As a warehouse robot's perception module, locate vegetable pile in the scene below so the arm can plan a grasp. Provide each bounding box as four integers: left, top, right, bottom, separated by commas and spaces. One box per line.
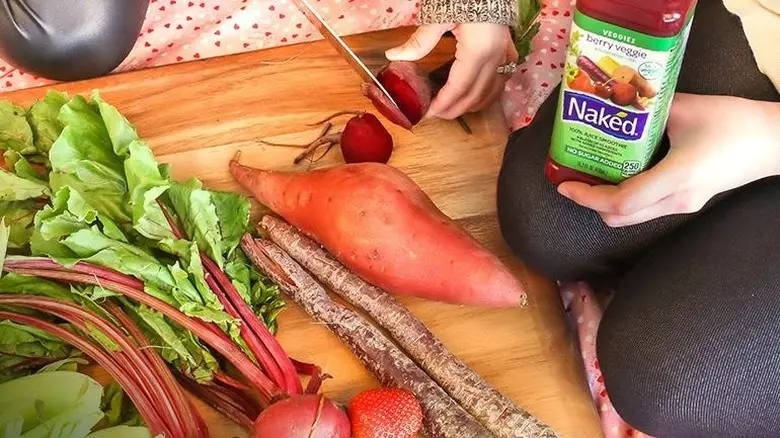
231, 157, 556, 436
0, 15, 554, 432
0, 91, 354, 437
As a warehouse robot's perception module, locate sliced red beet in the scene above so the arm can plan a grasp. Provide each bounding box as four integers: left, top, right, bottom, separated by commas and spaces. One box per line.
340, 113, 393, 164
362, 61, 432, 130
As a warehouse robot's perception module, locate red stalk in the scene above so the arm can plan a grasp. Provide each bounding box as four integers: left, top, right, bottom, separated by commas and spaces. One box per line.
291, 358, 332, 394
176, 372, 260, 430
214, 371, 252, 391
4, 257, 144, 289
0, 311, 171, 436
3, 266, 284, 403
158, 200, 302, 395
0, 296, 190, 435
202, 254, 303, 394
202, 268, 289, 392
103, 302, 207, 437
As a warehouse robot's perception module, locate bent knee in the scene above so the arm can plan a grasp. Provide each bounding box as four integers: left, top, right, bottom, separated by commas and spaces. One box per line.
496, 137, 627, 280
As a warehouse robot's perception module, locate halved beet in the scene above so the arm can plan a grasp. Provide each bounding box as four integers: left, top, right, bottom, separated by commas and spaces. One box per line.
362, 61, 433, 130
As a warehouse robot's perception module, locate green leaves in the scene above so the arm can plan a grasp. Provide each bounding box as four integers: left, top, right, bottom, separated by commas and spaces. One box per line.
0, 321, 71, 359
211, 190, 251, 257
48, 95, 129, 225
0, 371, 104, 438
27, 90, 68, 154
0, 90, 284, 386
0, 370, 152, 438
0, 170, 48, 202
514, 0, 543, 61
124, 141, 173, 241
0, 201, 37, 249
167, 179, 224, 267
0, 101, 35, 155
93, 382, 144, 431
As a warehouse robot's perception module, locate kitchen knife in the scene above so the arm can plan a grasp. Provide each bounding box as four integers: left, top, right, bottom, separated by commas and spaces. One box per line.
289, 0, 399, 109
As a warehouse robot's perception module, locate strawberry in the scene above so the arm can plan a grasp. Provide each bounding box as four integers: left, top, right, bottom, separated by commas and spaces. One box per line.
348, 388, 423, 438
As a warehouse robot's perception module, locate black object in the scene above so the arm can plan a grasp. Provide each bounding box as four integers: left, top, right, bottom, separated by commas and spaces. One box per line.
0, 0, 149, 81
497, 0, 780, 436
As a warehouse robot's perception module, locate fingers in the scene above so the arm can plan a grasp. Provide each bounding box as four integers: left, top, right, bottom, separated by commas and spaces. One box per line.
599, 190, 705, 227
428, 38, 517, 118
473, 77, 507, 112
472, 43, 519, 112
557, 155, 686, 216
426, 56, 484, 119
435, 59, 503, 118
385, 24, 453, 61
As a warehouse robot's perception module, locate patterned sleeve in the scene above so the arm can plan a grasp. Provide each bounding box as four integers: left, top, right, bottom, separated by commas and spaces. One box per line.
418, 0, 518, 27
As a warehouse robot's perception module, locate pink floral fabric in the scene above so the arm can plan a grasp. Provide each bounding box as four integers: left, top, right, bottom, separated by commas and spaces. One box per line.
0, 0, 573, 131
0, 1, 641, 437
561, 282, 654, 438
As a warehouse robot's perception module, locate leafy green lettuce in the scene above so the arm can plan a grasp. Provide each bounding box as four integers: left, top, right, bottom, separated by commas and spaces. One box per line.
0, 90, 285, 382
0, 201, 37, 249
0, 370, 151, 438
0, 170, 48, 202
0, 101, 35, 155
27, 90, 68, 154
0, 371, 104, 437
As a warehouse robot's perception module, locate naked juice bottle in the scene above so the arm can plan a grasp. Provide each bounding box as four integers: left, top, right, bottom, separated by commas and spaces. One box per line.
546, 0, 698, 185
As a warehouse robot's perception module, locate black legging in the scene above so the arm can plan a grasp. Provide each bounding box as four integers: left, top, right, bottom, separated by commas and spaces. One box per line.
497, 1, 780, 437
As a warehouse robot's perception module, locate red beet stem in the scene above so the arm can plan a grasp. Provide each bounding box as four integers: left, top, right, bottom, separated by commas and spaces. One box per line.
0, 311, 172, 436
202, 267, 290, 392
4, 257, 144, 289
3, 266, 283, 402
214, 370, 253, 392
201, 254, 303, 394
0, 296, 193, 436
103, 302, 206, 437
176, 372, 260, 430
291, 358, 332, 394
159, 200, 302, 395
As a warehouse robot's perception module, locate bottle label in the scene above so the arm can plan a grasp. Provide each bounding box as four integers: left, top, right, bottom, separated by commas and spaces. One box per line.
550, 10, 694, 183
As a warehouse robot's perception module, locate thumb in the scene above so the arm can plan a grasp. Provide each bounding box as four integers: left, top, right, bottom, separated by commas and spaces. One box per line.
386, 24, 452, 61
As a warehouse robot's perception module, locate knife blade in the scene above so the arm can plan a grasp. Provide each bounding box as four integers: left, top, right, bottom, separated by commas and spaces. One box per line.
290, 0, 399, 109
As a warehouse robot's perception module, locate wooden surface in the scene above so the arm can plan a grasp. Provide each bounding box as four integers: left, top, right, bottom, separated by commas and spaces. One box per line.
4, 27, 603, 438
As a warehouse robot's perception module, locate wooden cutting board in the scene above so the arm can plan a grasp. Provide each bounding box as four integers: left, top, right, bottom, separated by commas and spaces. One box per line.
4, 27, 603, 438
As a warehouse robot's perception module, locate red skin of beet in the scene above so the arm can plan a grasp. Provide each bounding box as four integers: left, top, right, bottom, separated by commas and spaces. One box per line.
341, 113, 393, 164
252, 395, 351, 438
362, 61, 433, 130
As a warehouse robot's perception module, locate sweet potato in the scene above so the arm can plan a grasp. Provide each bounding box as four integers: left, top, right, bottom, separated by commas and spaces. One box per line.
229, 157, 527, 307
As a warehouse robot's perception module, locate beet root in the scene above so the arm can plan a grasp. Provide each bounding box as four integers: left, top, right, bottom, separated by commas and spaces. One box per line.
341, 113, 393, 164
362, 61, 432, 130
252, 394, 351, 438
259, 112, 393, 165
